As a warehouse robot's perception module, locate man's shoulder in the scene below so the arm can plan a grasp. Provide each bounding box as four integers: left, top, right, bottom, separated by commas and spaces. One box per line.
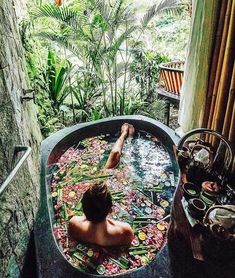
108, 221, 134, 245
68, 216, 89, 241
69, 216, 86, 231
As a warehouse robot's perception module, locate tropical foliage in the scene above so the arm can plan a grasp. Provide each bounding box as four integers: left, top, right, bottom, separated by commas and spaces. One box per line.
150, 0, 191, 60
20, 0, 190, 137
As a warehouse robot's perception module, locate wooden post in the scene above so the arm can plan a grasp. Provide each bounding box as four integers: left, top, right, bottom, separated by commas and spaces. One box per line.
165, 101, 171, 126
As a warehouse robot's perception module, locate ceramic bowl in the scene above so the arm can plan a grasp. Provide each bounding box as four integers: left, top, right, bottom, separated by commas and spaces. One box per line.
182, 182, 200, 200
188, 198, 207, 219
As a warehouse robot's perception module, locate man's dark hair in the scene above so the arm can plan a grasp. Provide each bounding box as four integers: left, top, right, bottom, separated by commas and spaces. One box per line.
81, 183, 112, 223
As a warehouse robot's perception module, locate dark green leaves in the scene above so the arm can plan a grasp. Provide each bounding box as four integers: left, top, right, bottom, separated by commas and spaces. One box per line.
46, 49, 71, 108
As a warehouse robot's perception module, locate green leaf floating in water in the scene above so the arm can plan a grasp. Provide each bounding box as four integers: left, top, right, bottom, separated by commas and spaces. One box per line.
80, 139, 92, 148
109, 258, 128, 269
130, 249, 149, 255
112, 191, 125, 201
57, 188, 63, 202
75, 202, 82, 210
82, 153, 97, 160
129, 245, 145, 251
120, 256, 129, 266
156, 183, 165, 189
73, 252, 96, 270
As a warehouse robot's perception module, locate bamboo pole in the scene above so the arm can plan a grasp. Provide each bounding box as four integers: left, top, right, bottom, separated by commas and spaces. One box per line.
228, 99, 235, 149
206, 0, 229, 143
228, 100, 235, 175
222, 63, 235, 172
211, 0, 235, 134
202, 0, 227, 127
207, 0, 232, 130
222, 63, 235, 137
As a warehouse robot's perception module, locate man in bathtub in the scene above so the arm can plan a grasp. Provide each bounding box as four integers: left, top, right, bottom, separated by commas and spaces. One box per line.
69, 123, 135, 246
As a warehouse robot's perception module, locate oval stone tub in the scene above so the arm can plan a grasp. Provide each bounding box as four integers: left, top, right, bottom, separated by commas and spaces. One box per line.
35, 115, 180, 278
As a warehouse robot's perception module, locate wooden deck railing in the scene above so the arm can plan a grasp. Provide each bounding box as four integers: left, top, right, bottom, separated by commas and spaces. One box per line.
158, 61, 184, 98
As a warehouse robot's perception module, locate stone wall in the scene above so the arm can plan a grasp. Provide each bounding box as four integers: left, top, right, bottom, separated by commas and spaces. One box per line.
0, 0, 42, 276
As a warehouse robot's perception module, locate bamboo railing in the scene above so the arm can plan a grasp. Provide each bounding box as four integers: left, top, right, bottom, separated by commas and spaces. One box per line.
158, 61, 184, 98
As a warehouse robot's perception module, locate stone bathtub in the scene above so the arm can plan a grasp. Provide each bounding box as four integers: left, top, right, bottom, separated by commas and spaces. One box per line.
35, 115, 180, 278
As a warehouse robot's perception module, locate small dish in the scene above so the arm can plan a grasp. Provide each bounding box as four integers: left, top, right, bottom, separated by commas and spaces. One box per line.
201, 181, 220, 199
182, 182, 200, 200
188, 198, 207, 220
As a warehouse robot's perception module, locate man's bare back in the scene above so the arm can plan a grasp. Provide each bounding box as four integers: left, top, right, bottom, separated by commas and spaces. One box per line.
69, 216, 134, 246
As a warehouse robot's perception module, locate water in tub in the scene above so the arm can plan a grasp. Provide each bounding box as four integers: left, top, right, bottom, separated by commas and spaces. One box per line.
50, 131, 176, 275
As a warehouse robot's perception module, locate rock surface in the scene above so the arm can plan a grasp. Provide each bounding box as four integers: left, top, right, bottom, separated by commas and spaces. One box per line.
0, 0, 42, 276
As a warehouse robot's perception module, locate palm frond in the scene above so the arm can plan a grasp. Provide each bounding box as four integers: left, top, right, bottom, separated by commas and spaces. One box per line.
31, 4, 86, 30
156, 0, 180, 14
108, 26, 135, 61
99, 0, 135, 28
141, 4, 157, 28
90, 0, 110, 23
112, 0, 123, 20
119, 5, 135, 24
36, 32, 81, 58
141, 0, 180, 28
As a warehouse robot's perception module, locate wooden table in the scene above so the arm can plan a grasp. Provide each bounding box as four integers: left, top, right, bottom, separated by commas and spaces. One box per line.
169, 173, 205, 261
